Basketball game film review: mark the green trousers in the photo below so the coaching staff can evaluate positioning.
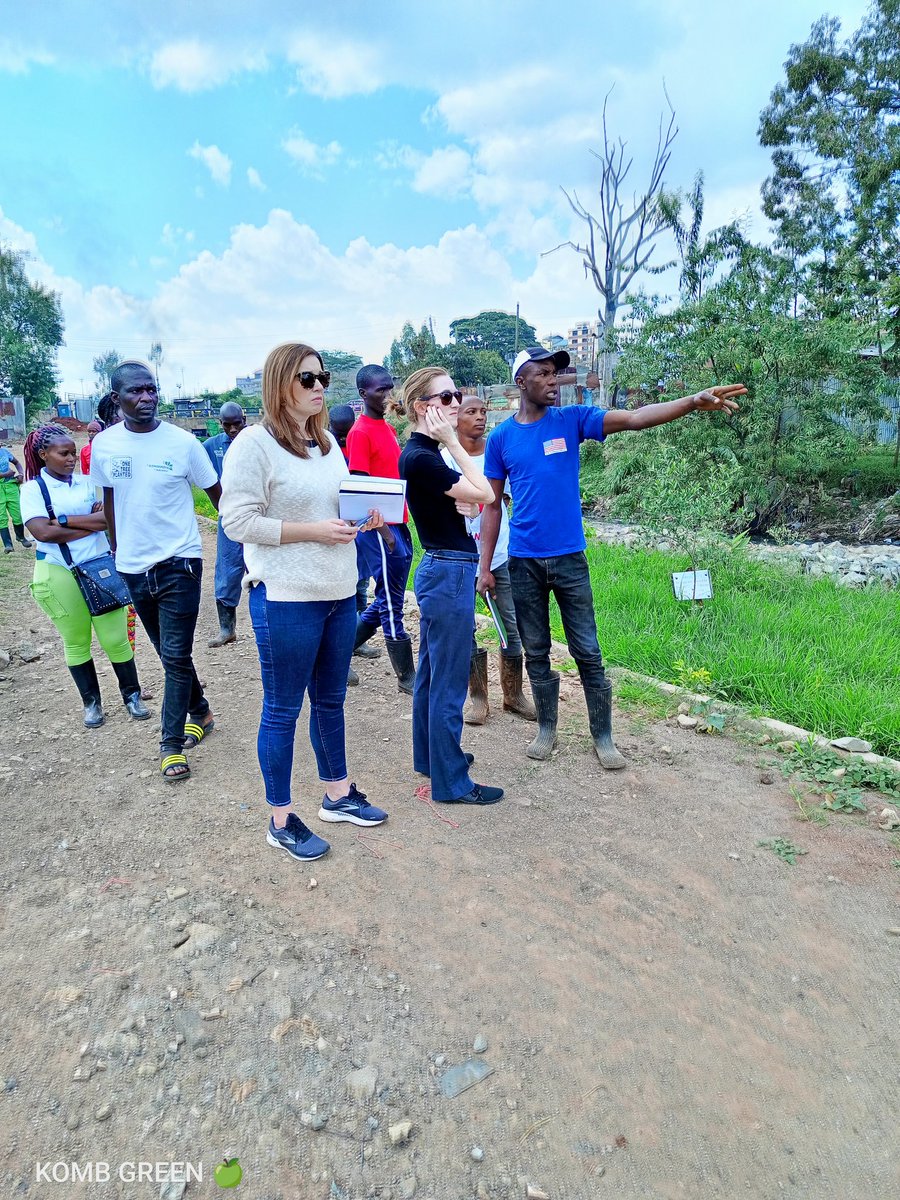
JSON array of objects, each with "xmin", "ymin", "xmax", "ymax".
[
  {"xmin": 30, "ymin": 559, "xmax": 133, "ymax": 667},
  {"xmin": 0, "ymin": 478, "xmax": 22, "ymax": 526}
]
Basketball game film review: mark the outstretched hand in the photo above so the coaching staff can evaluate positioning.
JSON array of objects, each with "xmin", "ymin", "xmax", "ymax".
[{"xmin": 692, "ymin": 384, "xmax": 746, "ymax": 414}]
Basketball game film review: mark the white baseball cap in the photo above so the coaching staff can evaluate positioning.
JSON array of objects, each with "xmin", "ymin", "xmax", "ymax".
[{"xmin": 512, "ymin": 346, "xmax": 571, "ymax": 380}]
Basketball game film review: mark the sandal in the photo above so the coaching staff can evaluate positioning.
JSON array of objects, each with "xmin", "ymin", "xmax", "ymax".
[
  {"xmin": 183, "ymin": 717, "xmax": 215, "ymax": 749},
  {"xmin": 161, "ymin": 753, "xmax": 191, "ymax": 782}
]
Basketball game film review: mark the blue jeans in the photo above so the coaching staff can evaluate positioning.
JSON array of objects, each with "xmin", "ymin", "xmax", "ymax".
[
  {"xmin": 121, "ymin": 557, "xmax": 210, "ymax": 753},
  {"xmin": 471, "ymin": 559, "xmax": 522, "ymax": 659},
  {"xmin": 249, "ymin": 583, "xmax": 355, "ymax": 808},
  {"xmin": 508, "ymin": 552, "xmax": 606, "ymax": 687},
  {"xmin": 214, "ymin": 518, "xmax": 245, "ymax": 608},
  {"xmin": 357, "ymin": 524, "xmax": 413, "ymax": 640},
  {"xmin": 413, "ymin": 551, "xmax": 477, "ymax": 801}
]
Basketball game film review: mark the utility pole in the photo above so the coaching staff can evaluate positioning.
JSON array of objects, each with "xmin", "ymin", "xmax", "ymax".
[
  {"xmin": 428, "ymin": 315, "xmax": 435, "ymax": 344},
  {"xmin": 513, "ymin": 303, "xmax": 520, "ymax": 380}
]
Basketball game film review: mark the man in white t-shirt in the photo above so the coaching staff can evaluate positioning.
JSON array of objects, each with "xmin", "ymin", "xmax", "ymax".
[
  {"xmin": 440, "ymin": 395, "xmax": 536, "ymax": 726},
  {"xmin": 90, "ymin": 361, "xmax": 222, "ymax": 782}
]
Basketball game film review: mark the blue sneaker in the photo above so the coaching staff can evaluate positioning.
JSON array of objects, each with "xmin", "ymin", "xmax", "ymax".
[
  {"xmin": 318, "ymin": 783, "xmax": 387, "ymax": 827},
  {"xmin": 266, "ymin": 812, "xmax": 330, "ymax": 861}
]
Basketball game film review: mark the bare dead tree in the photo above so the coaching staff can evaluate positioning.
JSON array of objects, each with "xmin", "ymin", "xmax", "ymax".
[{"xmin": 548, "ymin": 93, "xmax": 678, "ymax": 403}]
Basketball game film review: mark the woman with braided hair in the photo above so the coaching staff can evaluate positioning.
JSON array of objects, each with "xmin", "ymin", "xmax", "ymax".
[{"xmin": 19, "ymin": 424, "xmax": 151, "ymax": 728}]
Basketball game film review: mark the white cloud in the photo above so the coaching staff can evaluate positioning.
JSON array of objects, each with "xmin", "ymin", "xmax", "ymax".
[
  {"xmin": 150, "ymin": 38, "xmax": 265, "ymax": 92},
  {"xmin": 286, "ymin": 34, "xmax": 384, "ymax": 99},
  {"xmin": 0, "ymin": 205, "xmax": 603, "ymax": 398},
  {"xmin": 0, "ymin": 41, "xmax": 54, "ymax": 72},
  {"xmin": 247, "ymin": 167, "xmax": 266, "ymax": 191},
  {"xmin": 282, "ymin": 130, "xmax": 342, "ymax": 177},
  {"xmin": 411, "ymin": 147, "xmax": 473, "ymax": 198},
  {"xmin": 187, "ymin": 142, "xmax": 233, "ymax": 187}
]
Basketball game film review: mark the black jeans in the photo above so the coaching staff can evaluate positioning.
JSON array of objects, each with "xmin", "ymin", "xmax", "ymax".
[
  {"xmin": 508, "ymin": 552, "xmax": 606, "ymax": 687},
  {"xmin": 121, "ymin": 557, "xmax": 210, "ymax": 753}
]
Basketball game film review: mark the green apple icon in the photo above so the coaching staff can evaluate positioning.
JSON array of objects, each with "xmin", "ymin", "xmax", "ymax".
[{"xmin": 214, "ymin": 1158, "xmax": 242, "ymax": 1189}]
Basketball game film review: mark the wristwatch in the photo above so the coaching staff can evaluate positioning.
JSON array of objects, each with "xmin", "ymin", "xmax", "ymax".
[{"xmin": 57, "ymin": 513, "xmax": 69, "ymax": 527}]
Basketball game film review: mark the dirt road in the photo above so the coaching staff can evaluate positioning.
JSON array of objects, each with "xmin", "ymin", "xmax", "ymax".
[{"xmin": 0, "ymin": 523, "xmax": 897, "ymax": 1200}]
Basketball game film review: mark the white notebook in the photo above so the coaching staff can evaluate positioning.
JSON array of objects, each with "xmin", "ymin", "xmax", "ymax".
[{"xmin": 338, "ymin": 477, "xmax": 407, "ymax": 525}]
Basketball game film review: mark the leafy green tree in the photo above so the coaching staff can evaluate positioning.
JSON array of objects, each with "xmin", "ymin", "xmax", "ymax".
[
  {"xmin": 384, "ymin": 321, "xmax": 509, "ymax": 385},
  {"xmin": 93, "ymin": 350, "xmax": 119, "ymax": 394},
  {"xmin": 449, "ymin": 310, "xmax": 536, "ymax": 359},
  {"xmin": 321, "ymin": 349, "xmax": 364, "ymax": 372},
  {"xmin": 611, "ymin": 247, "xmax": 883, "ymax": 532},
  {"xmin": 759, "ymin": 0, "xmax": 900, "ymax": 339},
  {"xmin": 657, "ymin": 172, "xmax": 747, "ymax": 302},
  {"xmin": 0, "ymin": 245, "xmax": 64, "ymax": 419}
]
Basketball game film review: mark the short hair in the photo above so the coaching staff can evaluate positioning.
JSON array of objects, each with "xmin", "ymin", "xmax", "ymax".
[
  {"xmin": 399, "ymin": 366, "xmax": 449, "ymax": 422},
  {"xmin": 356, "ymin": 364, "xmax": 393, "ymax": 392},
  {"xmin": 328, "ymin": 404, "xmax": 355, "ymax": 428},
  {"xmin": 219, "ymin": 401, "xmax": 245, "ymax": 420},
  {"xmin": 261, "ymin": 343, "xmax": 331, "ymax": 459},
  {"xmin": 110, "ymin": 360, "xmax": 154, "ymax": 394}
]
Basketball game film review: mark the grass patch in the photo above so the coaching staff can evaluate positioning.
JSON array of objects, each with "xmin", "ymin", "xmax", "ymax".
[
  {"xmin": 616, "ymin": 677, "xmax": 678, "ymax": 720},
  {"xmin": 193, "ymin": 486, "xmax": 217, "ymax": 519},
  {"xmin": 549, "ymin": 541, "xmax": 900, "ymax": 758}
]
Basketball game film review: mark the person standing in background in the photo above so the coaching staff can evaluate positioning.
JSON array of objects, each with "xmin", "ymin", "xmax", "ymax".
[
  {"xmin": 346, "ymin": 365, "xmax": 415, "ymax": 694},
  {"xmin": 204, "ymin": 401, "xmax": 248, "ymax": 648},
  {"xmin": 0, "ymin": 442, "xmax": 34, "ymax": 552},
  {"xmin": 79, "ymin": 421, "xmax": 104, "ymax": 477}
]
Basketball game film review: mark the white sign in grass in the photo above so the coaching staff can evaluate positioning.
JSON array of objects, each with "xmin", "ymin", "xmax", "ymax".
[{"xmin": 672, "ymin": 570, "xmax": 713, "ymax": 601}]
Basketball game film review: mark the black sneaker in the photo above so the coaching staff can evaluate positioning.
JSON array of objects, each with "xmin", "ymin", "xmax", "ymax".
[
  {"xmin": 439, "ymin": 783, "xmax": 504, "ymax": 805},
  {"xmin": 266, "ymin": 813, "xmax": 330, "ymax": 861}
]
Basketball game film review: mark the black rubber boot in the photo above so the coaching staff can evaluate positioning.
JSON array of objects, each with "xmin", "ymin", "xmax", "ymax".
[
  {"xmin": 68, "ymin": 660, "xmax": 105, "ymax": 728},
  {"xmin": 385, "ymin": 635, "xmax": 416, "ymax": 695},
  {"xmin": 111, "ymin": 659, "xmax": 151, "ymax": 720},
  {"xmin": 584, "ymin": 681, "xmax": 627, "ymax": 769},
  {"xmin": 13, "ymin": 523, "xmax": 35, "ymax": 548},
  {"xmin": 208, "ymin": 600, "xmax": 237, "ymax": 648},
  {"xmin": 353, "ymin": 617, "xmax": 382, "ymax": 659},
  {"xmin": 526, "ymin": 674, "xmax": 559, "ymax": 761},
  {"xmin": 464, "ymin": 647, "xmax": 490, "ymax": 725},
  {"xmin": 347, "ymin": 663, "xmax": 360, "ymax": 687},
  {"xmin": 1, "ymin": 528, "xmax": 12, "ymax": 553}
]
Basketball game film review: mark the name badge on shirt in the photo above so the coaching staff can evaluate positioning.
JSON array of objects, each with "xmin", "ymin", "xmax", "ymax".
[{"xmin": 543, "ymin": 437, "xmax": 568, "ymax": 456}]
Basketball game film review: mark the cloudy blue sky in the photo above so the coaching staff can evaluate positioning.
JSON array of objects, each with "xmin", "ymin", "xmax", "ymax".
[{"xmin": 0, "ymin": 0, "xmax": 869, "ymax": 397}]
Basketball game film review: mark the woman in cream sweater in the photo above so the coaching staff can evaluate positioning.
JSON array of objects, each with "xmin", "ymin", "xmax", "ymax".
[{"xmin": 221, "ymin": 342, "xmax": 388, "ymax": 862}]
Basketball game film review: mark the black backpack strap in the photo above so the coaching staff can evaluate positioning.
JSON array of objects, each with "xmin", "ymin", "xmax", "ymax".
[{"xmin": 35, "ymin": 474, "xmax": 75, "ymax": 568}]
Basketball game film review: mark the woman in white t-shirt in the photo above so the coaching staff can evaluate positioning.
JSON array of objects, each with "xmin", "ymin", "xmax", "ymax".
[
  {"xmin": 20, "ymin": 425, "xmax": 151, "ymax": 729},
  {"xmin": 220, "ymin": 342, "xmax": 389, "ymax": 864}
]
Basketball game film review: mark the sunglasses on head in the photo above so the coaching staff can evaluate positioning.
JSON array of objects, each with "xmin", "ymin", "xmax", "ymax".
[
  {"xmin": 296, "ymin": 370, "xmax": 331, "ymax": 390},
  {"xmin": 421, "ymin": 389, "xmax": 463, "ymax": 406}
]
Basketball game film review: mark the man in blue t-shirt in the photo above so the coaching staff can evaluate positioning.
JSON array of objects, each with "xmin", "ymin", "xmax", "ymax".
[
  {"xmin": 479, "ymin": 346, "xmax": 745, "ymax": 769},
  {"xmin": 203, "ymin": 401, "xmax": 247, "ymax": 647}
]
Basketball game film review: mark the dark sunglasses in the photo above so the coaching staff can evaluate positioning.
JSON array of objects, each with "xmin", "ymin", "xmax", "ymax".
[
  {"xmin": 297, "ymin": 371, "xmax": 331, "ymax": 390},
  {"xmin": 421, "ymin": 389, "xmax": 463, "ymax": 406}
]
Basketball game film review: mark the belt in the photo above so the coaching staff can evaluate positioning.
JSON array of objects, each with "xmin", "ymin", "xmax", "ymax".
[{"xmin": 425, "ymin": 550, "xmax": 478, "ymax": 562}]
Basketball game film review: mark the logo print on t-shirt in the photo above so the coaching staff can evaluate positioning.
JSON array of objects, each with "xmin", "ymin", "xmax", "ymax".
[
  {"xmin": 148, "ymin": 459, "xmax": 175, "ymax": 473},
  {"xmin": 109, "ymin": 456, "xmax": 132, "ymax": 479},
  {"xmin": 543, "ymin": 437, "xmax": 567, "ymax": 456}
]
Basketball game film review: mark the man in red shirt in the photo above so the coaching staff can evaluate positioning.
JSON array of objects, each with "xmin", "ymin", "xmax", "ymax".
[{"xmin": 346, "ymin": 365, "xmax": 415, "ymax": 694}]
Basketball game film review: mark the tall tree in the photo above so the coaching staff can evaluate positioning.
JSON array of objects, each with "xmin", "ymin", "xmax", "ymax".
[
  {"xmin": 657, "ymin": 172, "xmax": 747, "ymax": 302},
  {"xmin": 0, "ymin": 245, "xmax": 64, "ymax": 419},
  {"xmin": 148, "ymin": 341, "xmax": 164, "ymax": 394},
  {"xmin": 759, "ymin": 0, "xmax": 900, "ymax": 340},
  {"xmin": 449, "ymin": 311, "xmax": 536, "ymax": 359},
  {"xmin": 551, "ymin": 94, "xmax": 678, "ymax": 402},
  {"xmin": 320, "ymin": 349, "xmax": 364, "ymax": 373},
  {"xmin": 93, "ymin": 349, "xmax": 119, "ymax": 394}
]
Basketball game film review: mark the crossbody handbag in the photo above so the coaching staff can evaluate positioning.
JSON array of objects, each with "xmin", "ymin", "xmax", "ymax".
[{"xmin": 35, "ymin": 476, "xmax": 132, "ymax": 616}]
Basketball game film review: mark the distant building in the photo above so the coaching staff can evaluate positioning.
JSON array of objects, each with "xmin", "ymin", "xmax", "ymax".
[
  {"xmin": 540, "ymin": 334, "xmax": 568, "ymax": 352},
  {"xmin": 236, "ymin": 369, "xmax": 263, "ymax": 397},
  {"xmin": 567, "ymin": 321, "xmax": 598, "ymax": 365}
]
